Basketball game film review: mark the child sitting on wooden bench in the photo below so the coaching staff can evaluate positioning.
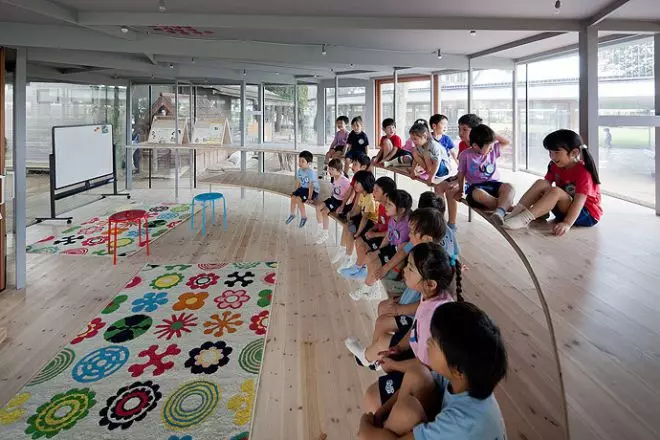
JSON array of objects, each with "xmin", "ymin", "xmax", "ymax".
[
  {"xmin": 448, "ymin": 124, "xmax": 514, "ymax": 226},
  {"xmin": 286, "ymin": 150, "xmax": 319, "ymax": 228}
]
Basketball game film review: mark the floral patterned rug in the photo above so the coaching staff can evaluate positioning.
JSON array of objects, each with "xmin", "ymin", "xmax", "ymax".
[
  {"xmin": 26, "ymin": 202, "xmax": 197, "ymax": 258},
  {"xmin": 0, "ymin": 262, "xmax": 277, "ymax": 440}
]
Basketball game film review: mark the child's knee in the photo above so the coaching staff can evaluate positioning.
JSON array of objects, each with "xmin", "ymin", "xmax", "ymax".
[
  {"xmin": 501, "ymin": 182, "xmax": 514, "ymax": 193},
  {"xmin": 384, "ymin": 394, "xmax": 426, "ymax": 436},
  {"xmin": 363, "ymin": 382, "xmax": 381, "ymax": 414},
  {"xmin": 376, "ymin": 300, "xmax": 388, "ymax": 315}
]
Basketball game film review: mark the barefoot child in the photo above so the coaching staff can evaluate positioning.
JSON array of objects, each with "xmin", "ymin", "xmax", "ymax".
[
  {"xmin": 358, "ymin": 301, "xmax": 508, "ymax": 440},
  {"xmin": 314, "ymin": 158, "xmax": 351, "ymax": 244},
  {"xmin": 449, "ymin": 124, "xmax": 514, "ymax": 225},
  {"xmin": 286, "ymin": 150, "xmax": 319, "ymax": 228},
  {"xmin": 323, "ymin": 116, "xmax": 350, "ymax": 174},
  {"xmin": 341, "ymin": 188, "xmax": 412, "ymax": 281},
  {"xmin": 503, "ymin": 129, "xmax": 602, "ymax": 235},
  {"xmin": 373, "ymin": 118, "xmax": 404, "ymax": 165},
  {"xmin": 333, "ymin": 170, "xmax": 377, "ymax": 270},
  {"xmin": 344, "ymin": 116, "xmax": 370, "ymax": 174}
]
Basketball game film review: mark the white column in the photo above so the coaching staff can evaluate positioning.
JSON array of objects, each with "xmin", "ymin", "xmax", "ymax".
[
  {"xmin": 467, "ymin": 61, "xmax": 473, "ymax": 113},
  {"xmin": 258, "ymin": 84, "xmax": 264, "ymax": 144},
  {"xmin": 294, "ymin": 81, "xmax": 298, "ymax": 150},
  {"xmin": 13, "ymin": 48, "xmax": 26, "ymax": 289},
  {"xmin": 174, "ymin": 80, "xmax": 180, "ymax": 200},
  {"xmin": 240, "ymin": 80, "xmax": 246, "ymax": 171},
  {"xmin": 125, "ymin": 80, "xmax": 133, "ymax": 190},
  {"xmin": 392, "ymin": 69, "xmax": 398, "ymax": 120},
  {"xmin": 655, "ymin": 33, "xmax": 660, "ymax": 215},
  {"xmin": 334, "ymin": 75, "xmax": 339, "ymax": 122},
  {"xmin": 512, "ymin": 68, "xmax": 518, "ymax": 172},
  {"xmin": 316, "ymin": 84, "xmax": 325, "ymax": 146},
  {"xmin": 578, "ymin": 26, "xmax": 599, "ymax": 168},
  {"xmin": 364, "ymin": 79, "xmax": 376, "ymax": 144},
  {"xmin": 429, "ymin": 74, "xmax": 435, "ymax": 114}
]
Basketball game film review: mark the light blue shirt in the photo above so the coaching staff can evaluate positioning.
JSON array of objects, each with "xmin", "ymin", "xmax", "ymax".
[
  {"xmin": 398, "ymin": 287, "xmax": 421, "ymax": 307},
  {"xmin": 441, "ymin": 228, "xmax": 460, "ymax": 261},
  {"xmin": 296, "ymin": 167, "xmax": 319, "ymax": 192},
  {"xmin": 414, "ymin": 373, "xmax": 507, "ymax": 440}
]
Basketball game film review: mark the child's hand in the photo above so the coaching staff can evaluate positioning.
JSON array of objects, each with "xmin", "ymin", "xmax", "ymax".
[
  {"xmin": 553, "ymin": 222, "xmax": 571, "ymax": 236},
  {"xmin": 377, "ymin": 356, "xmax": 399, "ymax": 373},
  {"xmin": 454, "ymin": 191, "xmax": 464, "ymax": 202},
  {"xmin": 360, "ymin": 412, "xmax": 375, "ymax": 429},
  {"xmin": 365, "ymin": 230, "xmax": 374, "ymax": 239},
  {"xmin": 373, "ymin": 266, "xmax": 386, "ymax": 281},
  {"xmin": 380, "ymin": 300, "xmax": 397, "ymax": 316}
]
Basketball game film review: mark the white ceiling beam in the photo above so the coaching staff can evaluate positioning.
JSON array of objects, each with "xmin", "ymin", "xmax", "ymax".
[
  {"xmin": 27, "ymin": 63, "xmax": 126, "ymax": 86},
  {"xmin": 77, "ymin": 12, "xmax": 583, "ymax": 32},
  {"xmin": 25, "ymin": 48, "xmax": 296, "ymax": 84},
  {"xmin": 145, "ymin": 53, "xmax": 157, "ymax": 65},
  {"xmin": 0, "ymin": 22, "xmax": 473, "ymax": 70},
  {"xmin": 468, "ymin": 32, "xmax": 565, "ymax": 59},
  {"xmin": 596, "ymin": 19, "xmax": 660, "ymax": 32},
  {"xmin": 0, "ymin": 0, "xmax": 76, "ymax": 23},
  {"xmin": 583, "ymin": 0, "xmax": 631, "ymax": 27},
  {"xmin": 513, "ymin": 33, "xmax": 640, "ymax": 64}
]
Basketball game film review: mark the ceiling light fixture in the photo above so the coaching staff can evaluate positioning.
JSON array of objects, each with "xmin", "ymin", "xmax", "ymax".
[
  {"xmin": 470, "ymin": 30, "xmax": 476, "ymax": 37},
  {"xmin": 242, "ymin": 69, "xmax": 247, "ymax": 77},
  {"xmin": 120, "ymin": 26, "xmax": 129, "ymax": 33},
  {"xmin": 349, "ymin": 63, "xmax": 355, "ymax": 68},
  {"xmin": 158, "ymin": 0, "xmax": 167, "ymax": 12},
  {"xmin": 554, "ymin": 0, "xmax": 561, "ymax": 14},
  {"xmin": 321, "ymin": 44, "xmax": 327, "ymax": 56},
  {"xmin": 191, "ymin": 57, "xmax": 196, "ymax": 64},
  {"xmin": 169, "ymin": 63, "xmax": 174, "ymax": 69},
  {"xmin": 436, "ymin": 49, "xmax": 443, "ymax": 59}
]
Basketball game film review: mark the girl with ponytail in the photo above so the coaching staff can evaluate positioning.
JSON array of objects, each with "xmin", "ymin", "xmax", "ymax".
[{"xmin": 503, "ymin": 129, "xmax": 602, "ymax": 236}]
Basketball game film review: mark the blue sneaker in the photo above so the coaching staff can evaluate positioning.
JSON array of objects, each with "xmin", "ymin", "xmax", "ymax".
[
  {"xmin": 285, "ymin": 215, "xmax": 295, "ymax": 224},
  {"xmin": 298, "ymin": 217, "xmax": 308, "ymax": 228},
  {"xmin": 339, "ymin": 264, "xmax": 361, "ymax": 278}
]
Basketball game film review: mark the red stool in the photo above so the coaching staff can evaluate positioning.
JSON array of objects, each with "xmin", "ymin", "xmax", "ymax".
[{"xmin": 107, "ymin": 209, "xmax": 150, "ymax": 265}]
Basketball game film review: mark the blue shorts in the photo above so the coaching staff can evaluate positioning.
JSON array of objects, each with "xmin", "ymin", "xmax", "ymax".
[
  {"xmin": 466, "ymin": 181, "xmax": 503, "ymax": 209},
  {"xmin": 552, "ymin": 207, "xmax": 598, "ymax": 227},
  {"xmin": 292, "ymin": 187, "xmax": 318, "ymax": 203}
]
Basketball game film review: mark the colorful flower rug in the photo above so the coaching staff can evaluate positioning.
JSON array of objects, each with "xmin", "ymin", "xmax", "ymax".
[
  {"xmin": 0, "ymin": 262, "xmax": 277, "ymax": 440},
  {"xmin": 26, "ymin": 202, "xmax": 197, "ymax": 258}
]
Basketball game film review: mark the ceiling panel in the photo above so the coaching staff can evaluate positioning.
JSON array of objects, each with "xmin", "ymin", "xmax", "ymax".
[
  {"xmin": 609, "ymin": 0, "xmax": 660, "ymax": 20},
  {"xmin": 494, "ymin": 32, "xmax": 578, "ymax": 60},
  {"xmin": 54, "ymin": 0, "xmax": 610, "ymax": 19},
  {"xmin": 0, "ymin": 3, "xmax": 74, "ymax": 24}
]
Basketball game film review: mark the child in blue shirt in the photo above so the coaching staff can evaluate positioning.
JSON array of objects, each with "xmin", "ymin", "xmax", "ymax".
[
  {"xmin": 286, "ymin": 150, "xmax": 319, "ymax": 228},
  {"xmin": 358, "ymin": 301, "xmax": 508, "ymax": 440}
]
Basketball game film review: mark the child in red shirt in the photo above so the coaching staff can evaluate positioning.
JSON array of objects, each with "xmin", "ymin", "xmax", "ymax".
[
  {"xmin": 372, "ymin": 118, "xmax": 404, "ymax": 165},
  {"xmin": 503, "ymin": 129, "xmax": 602, "ymax": 236}
]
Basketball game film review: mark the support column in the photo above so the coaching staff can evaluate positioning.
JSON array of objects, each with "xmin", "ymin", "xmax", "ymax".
[
  {"xmin": 467, "ymin": 61, "xmax": 473, "ymax": 113},
  {"xmin": 294, "ymin": 81, "xmax": 298, "ymax": 150},
  {"xmin": 174, "ymin": 80, "xmax": 180, "ymax": 200},
  {"xmin": 13, "ymin": 48, "xmax": 26, "ymax": 289},
  {"xmin": 655, "ymin": 33, "xmax": 660, "ymax": 215},
  {"xmin": 525, "ymin": 65, "xmax": 530, "ymax": 170},
  {"xmin": 579, "ymin": 26, "xmax": 599, "ymax": 168},
  {"xmin": 316, "ymin": 84, "xmax": 325, "ymax": 146},
  {"xmin": 512, "ymin": 68, "xmax": 518, "ymax": 172},
  {"xmin": 364, "ymin": 79, "xmax": 376, "ymax": 143},
  {"xmin": 334, "ymin": 75, "xmax": 338, "ymax": 122},
  {"xmin": 240, "ymin": 80, "xmax": 247, "ymax": 171},
  {"xmin": 258, "ymin": 83, "xmax": 265, "ymax": 173},
  {"xmin": 125, "ymin": 80, "xmax": 132, "ymax": 190},
  {"xmin": 392, "ymin": 69, "xmax": 398, "ymax": 121}
]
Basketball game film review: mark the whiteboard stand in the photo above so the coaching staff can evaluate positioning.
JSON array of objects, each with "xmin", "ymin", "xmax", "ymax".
[{"xmin": 35, "ymin": 124, "xmax": 130, "ymax": 224}]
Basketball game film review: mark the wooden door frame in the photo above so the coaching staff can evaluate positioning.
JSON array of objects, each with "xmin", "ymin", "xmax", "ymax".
[{"xmin": 374, "ymin": 74, "xmax": 438, "ymax": 138}]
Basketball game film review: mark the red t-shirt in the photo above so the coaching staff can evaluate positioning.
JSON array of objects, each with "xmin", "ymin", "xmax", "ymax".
[
  {"xmin": 379, "ymin": 134, "xmax": 403, "ymax": 149},
  {"xmin": 374, "ymin": 204, "xmax": 390, "ymax": 232},
  {"xmin": 458, "ymin": 140, "xmax": 470, "ymax": 156},
  {"xmin": 544, "ymin": 161, "xmax": 602, "ymax": 221}
]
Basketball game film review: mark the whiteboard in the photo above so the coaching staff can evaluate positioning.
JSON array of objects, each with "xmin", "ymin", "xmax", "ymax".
[{"xmin": 53, "ymin": 124, "xmax": 114, "ymax": 189}]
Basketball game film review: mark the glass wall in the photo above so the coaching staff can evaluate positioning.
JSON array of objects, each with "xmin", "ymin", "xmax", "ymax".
[
  {"xmin": 598, "ymin": 37, "xmax": 655, "ymax": 206},
  {"xmin": 297, "ymin": 83, "xmax": 319, "ymax": 146},
  {"xmin": 438, "ymin": 72, "xmax": 468, "ymax": 142},
  {"xmin": 325, "ymin": 86, "xmax": 366, "ymax": 143},
  {"xmin": 264, "ymin": 84, "xmax": 294, "ymax": 144},
  {"xmin": 516, "ymin": 64, "xmax": 528, "ymax": 169},
  {"xmin": 395, "ymin": 78, "xmax": 432, "ymax": 131}
]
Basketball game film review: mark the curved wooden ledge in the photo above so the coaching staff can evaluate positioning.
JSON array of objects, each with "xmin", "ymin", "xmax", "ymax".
[{"xmin": 201, "ymin": 168, "xmax": 570, "ymax": 439}]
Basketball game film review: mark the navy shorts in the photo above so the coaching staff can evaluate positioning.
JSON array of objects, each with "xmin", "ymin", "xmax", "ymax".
[
  {"xmin": 466, "ymin": 181, "xmax": 504, "ymax": 209},
  {"xmin": 378, "ymin": 244, "xmax": 398, "ymax": 265},
  {"xmin": 324, "ymin": 197, "xmax": 342, "ymax": 212},
  {"xmin": 377, "ymin": 343, "xmax": 416, "ymax": 403},
  {"xmin": 365, "ymin": 236, "xmax": 384, "ymax": 250},
  {"xmin": 394, "ymin": 315, "xmax": 414, "ymax": 333},
  {"xmin": 333, "ymin": 145, "xmax": 346, "ymax": 152},
  {"xmin": 292, "ymin": 187, "xmax": 318, "ymax": 203},
  {"xmin": 345, "ymin": 149, "xmax": 367, "ymax": 160},
  {"xmin": 552, "ymin": 207, "xmax": 598, "ymax": 227}
]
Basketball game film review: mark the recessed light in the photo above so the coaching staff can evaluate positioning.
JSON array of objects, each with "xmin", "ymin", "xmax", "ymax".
[
  {"xmin": 169, "ymin": 63, "xmax": 174, "ymax": 69},
  {"xmin": 158, "ymin": 0, "xmax": 167, "ymax": 12},
  {"xmin": 470, "ymin": 30, "xmax": 476, "ymax": 37},
  {"xmin": 120, "ymin": 26, "xmax": 129, "ymax": 33},
  {"xmin": 321, "ymin": 44, "xmax": 327, "ymax": 56}
]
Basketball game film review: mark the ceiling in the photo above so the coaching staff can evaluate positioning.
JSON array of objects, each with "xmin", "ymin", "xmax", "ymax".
[{"xmin": 0, "ymin": 0, "xmax": 658, "ymax": 84}]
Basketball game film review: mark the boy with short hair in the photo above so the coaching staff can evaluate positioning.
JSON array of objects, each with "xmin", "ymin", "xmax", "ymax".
[
  {"xmin": 373, "ymin": 118, "xmax": 404, "ymax": 165},
  {"xmin": 449, "ymin": 124, "xmax": 514, "ymax": 225},
  {"xmin": 429, "ymin": 114, "xmax": 457, "ymax": 163},
  {"xmin": 344, "ymin": 116, "xmax": 370, "ymax": 174},
  {"xmin": 324, "ymin": 115, "xmax": 351, "ymax": 176},
  {"xmin": 457, "ymin": 114, "xmax": 483, "ymax": 156},
  {"xmin": 335, "ymin": 153, "xmax": 372, "ymax": 222},
  {"xmin": 286, "ymin": 150, "xmax": 319, "ymax": 228},
  {"xmin": 358, "ymin": 301, "xmax": 508, "ymax": 440}
]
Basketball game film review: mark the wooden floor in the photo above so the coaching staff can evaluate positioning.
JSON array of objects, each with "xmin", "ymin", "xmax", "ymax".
[{"xmin": 1, "ymin": 175, "xmax": 659, "ymax": 440}]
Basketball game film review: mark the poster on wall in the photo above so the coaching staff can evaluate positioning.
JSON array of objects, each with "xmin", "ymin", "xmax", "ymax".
[{"xmin": 191, "ymin": 117, "xmax": 233, "ymax": 145}]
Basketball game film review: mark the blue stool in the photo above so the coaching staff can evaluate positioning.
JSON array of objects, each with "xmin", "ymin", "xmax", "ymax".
[{"xmin": 191, "ymin": 192, "xmax": 227, "ymax": 236}]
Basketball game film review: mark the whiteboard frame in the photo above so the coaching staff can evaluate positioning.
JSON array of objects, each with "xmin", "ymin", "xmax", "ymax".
[{"xmin": 51, "ymin": 123, "xmax": 115, "ymax": 190}]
